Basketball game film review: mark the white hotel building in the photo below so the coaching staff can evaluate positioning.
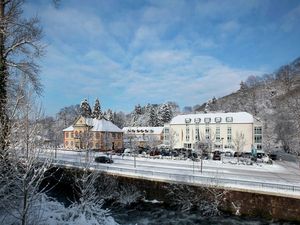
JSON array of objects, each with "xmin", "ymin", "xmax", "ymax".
[{"xmin": 163, "ymin": 112, "xmax": 262, "ymax": 152}]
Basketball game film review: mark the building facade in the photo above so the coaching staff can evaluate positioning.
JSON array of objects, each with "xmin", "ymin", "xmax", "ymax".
[
  {"xmin": 163, "ymin": 112, "xmax": 262, "ymax": 152},
  {"xmin": 122, "ymin": 127, "xmax": 164, "ymax": 148},
  {"xmin": 63, "ymin": 115, "xmax": 123, "ymax": 151}
]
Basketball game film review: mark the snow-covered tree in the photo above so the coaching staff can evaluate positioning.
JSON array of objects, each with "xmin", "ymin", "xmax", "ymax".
[
  {"xmin": 148, "ymin": 106, "xmax": 157, "ymax": 127},
  {"xmin": 106, "ymin": 109, "xmax": 113, "ymax": 122},
  {"xmin": 159, "ymin": 103, "xmax": 172, "ymax": 125},
  {"xmin": 92, "ymin": 98, "xmax": 102, "ymax": 119},
  {"xmin": 134, "ymin": 104, "xmax": 142, "ymax": 115},
  {"xmin": 232, "ymin": 132, "xmax": 246, "ymax": 162},
  {"xmin": 80, "ymin": 99, "xmax": 92, "ymax": 117},
  {"xmin": 0, "ymin": 0, "xmax": 44, "ymax": 153}
]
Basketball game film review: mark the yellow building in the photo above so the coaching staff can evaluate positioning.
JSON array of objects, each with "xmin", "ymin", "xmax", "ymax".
[
  {"xmin": 164, "ymin": 112, "xmax": 262, "ymax": 152},
  {"xmin": 63, "ymin": 115, "xmax": 123, "ymax": 151}
]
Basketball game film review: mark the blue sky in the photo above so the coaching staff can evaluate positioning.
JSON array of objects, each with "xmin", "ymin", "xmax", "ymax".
[{"xmin": 24, "ymin": 0, "xmax": 300, "ymax": 115}]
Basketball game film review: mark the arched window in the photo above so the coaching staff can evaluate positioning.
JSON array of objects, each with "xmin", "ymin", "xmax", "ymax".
[{"xmin": 65, "ymin": 141, "xmax": 69, "ymax": 146}]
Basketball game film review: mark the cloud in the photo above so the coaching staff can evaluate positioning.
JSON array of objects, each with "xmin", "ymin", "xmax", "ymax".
[
  {"xmin": 25, "ymin": 0, "xmax": 292, "ymax": 115},
  {"xmin": 280, "ymin": 5, "xmax": 300, "ymax": 32}
]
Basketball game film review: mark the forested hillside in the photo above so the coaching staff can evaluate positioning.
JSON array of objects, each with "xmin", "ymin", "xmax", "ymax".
[{"xmin": 195, "ymin": 57, "xmax": 300, "ymax": 153}]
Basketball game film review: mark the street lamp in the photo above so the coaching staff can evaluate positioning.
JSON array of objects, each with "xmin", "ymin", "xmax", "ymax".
[
  {"xmin": 221, "ymin": 137, "xmax": 224, "ymax": 163},
  {"xmin": 221, "ymin": 137, "xmax": 224, "ymax": 152}
]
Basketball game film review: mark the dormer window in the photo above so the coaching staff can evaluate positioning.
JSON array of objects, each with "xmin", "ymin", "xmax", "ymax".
[
  {"xmin": 226, "ymin": 117, "xmax": 233, "ymax": 122},
  {"xmin": 215, "ymin": 117, "xmax": 222, "ymax": 123},
  {"xmin": 185, "ymin": 118, "xmax": 191, "ymax": 123},
  {"xmin": 194, "ymin": 118, "xmax": 201, "ymax": 124},
  {"xmin": 204, "ymin": 118, "xmax": 211, "ymax": 123}
]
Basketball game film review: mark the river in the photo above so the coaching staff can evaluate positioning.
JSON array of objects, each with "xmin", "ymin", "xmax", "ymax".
[{"xmin": 109, "ymin": 201, "xmax": 293, "ymax": 225}]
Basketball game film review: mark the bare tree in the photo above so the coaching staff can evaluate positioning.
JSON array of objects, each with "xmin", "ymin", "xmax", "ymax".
[
  {"xmin": 232, "ymin": 132, "xmax": 246, "ymax": 162},
  {"xmin": 0, "ymin": 0, "xmax": 44, "ymax": 152},
  {"xmin": 0, "ymin": 94, "xmax": 54, "ymax": 225}
]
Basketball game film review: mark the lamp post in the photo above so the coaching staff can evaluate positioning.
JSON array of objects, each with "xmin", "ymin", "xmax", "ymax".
[
  {"xmin": 221, "ymin": 137, "xmax": 224, "ymax": 163},
  {"xmin": 221, "ymin": 137, "xmax": 224, "ymax": 152}
]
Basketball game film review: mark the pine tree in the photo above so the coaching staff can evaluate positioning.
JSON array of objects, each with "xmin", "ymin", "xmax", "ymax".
[
  {"xmin": 107, "ymin": 109, "xmax": 113, "ymax": 122},
  {"xmin": 135, "ymin": 104, "xmax": 142, "ymax": 115},
  {"xmin": 149, "ymin": 106, "xmax": 157, "ymax": 127},
  {"xmin": 92, "ymin": 98, "xmax": 102, "ymax": 119},
  {"xmin": 80, "ymin": 99, "xmax": 92, "ymax": 117},
  {"xmin": 160, "ymin": 103, "xmax": 172, "ymax": 124}
]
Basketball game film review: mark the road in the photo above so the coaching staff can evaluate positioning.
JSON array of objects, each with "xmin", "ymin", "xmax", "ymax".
[{"xmin": 41, "ymin": 149, "xmax": 300, "ymax": 197}]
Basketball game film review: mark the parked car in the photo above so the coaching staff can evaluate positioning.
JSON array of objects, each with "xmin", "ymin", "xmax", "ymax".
[
  {"xmin": 269, "ymin": 153, "xmax": 277, "ymax": 161},
  {"xmin": 213, "ymin": 151, "xmax": 221, "ymax": 160},
  {"xmin": 95, "ymin": 156, "xmax": 113, "ymax": 163},
  {"xmin": 233, "ymin": 152, "xmax": 243, "ymax": 158},
  {"xmin": 256, "ymin": 152, "xmax": 265, "ymax": 159},
  {"xmin": 224, "ymin": 151, "xmax": 232, "ymax": 157},
  {"xmin": 123, "ymin": 148, "xmax": 132, "ymax": 155}
]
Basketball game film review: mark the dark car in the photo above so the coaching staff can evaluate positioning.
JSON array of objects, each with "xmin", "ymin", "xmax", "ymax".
[
  {"xmin": 269, "ymin": 154, "xmax": 277, "ymax": 161},
  {"xmin": 256, "ymin": 153, "xmax": 265, "ymax": 159},
  {"xmin": 213, "ymin": 151, "xmax": 221, "ymax": 160},
  {"xmin": 95, "ymin": 156, "xmax": 113, "ymax": 163}
]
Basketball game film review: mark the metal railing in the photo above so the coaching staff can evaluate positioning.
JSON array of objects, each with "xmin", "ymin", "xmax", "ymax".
[{"xmin": 50, "ymin": 158, "xmax": 300, "ymax": 196}]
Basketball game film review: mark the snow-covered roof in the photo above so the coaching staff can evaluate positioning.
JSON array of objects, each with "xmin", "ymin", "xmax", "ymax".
[
  {"xmin": 122, "ymin": 127, "xmax": 164, "ymax": 135},
  {"xmin": 63, "ymin": 117, "xmax": 122, "ymax": 133},
  {"xmin": 85, "ymin": 118, "xmax": 122, "ymax": 132},
  {"xmin": 170, "ymin": 112, "xmax": 254, "ymax": 125},
  {"xmin": 63, "ymin": 126, "xmax": 74, "ymax": 131}
]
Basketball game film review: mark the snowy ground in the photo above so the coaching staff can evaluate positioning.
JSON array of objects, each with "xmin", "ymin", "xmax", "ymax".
[{"xmin": 40, "ymin": 149, "xmax": 300, "ymax": 198}]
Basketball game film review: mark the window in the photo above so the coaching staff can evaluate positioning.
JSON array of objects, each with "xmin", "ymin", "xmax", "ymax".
[
  {"xmin": 195, "ymin": 127, "xmax": 200, "ymax": 140},
  {"xmin": 254, "ymin": 127, "xmax": 262, "ymax": 144},
  {"xmin": 254, "ymin": 135, "xmax": 262, "ymax": 143},
  {"xmin": 65, "ymin": 132, "xmax": 69, "ymax": 138},
  {"xmin": 186, "ymin": 125, "xmax": 190, "ymax": 141},
  {"xmin": 96, "ymin": 132, "xmax": 100, "ymax": 139},
  {"xmin": 65, "ymin": 141, "xmax": 68, "ymax": 146},
  {"xmin": 71, "ymin": 132, "xmax": 74, "ymax": 138},
  {"xmin": 164, "ymin": 128, "xmax": 169, "ymax": 134},
  {"xmin": 205, "ymin": 126, "xmax": 210, "ymax": 140},
  {"xmin": 227, "ymin": 127, "xmax": 232, "ymax": 143},
  {"xmin": 227, "ymin": 136, "xmax": 232, "ymax": 142},
  {"xmin": 226, "ymin": 117, "xmax": 233, "ymax": 122},
  {"xmin": 254, "ymin": 127, "xmax": 262, "ymax": 134},
  {"xmin": 216, "ymin": 127, "xmax": 220, "ymax": 142},
  {"xmin": 204, "ymin": 118, "xmax": 211, "ymax": 123},
  {"xmin": 215, "ymin": 117, "xmax": 222, "ymax": 123},
  {"xmin": 194, "ymin": 118, "xmax": 201, "ymax": 124},
  {"xmin": 256, "ymin": 144, "xmax": 262, "ymax": 150},
  {"xmin": 70, "ymin": 141, "xmax": 73, "ymax": 146},
  {"xmin": 185, "ymin": 118, "xmax": 191, "ymax": 123}
]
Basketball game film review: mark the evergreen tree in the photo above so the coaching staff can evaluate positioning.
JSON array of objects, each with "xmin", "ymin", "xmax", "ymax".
[
  {"xmin": 160, "ymin": 103, "xmax": 172, "ymax": 124},
  {"xmin": 135, "ymin": 104, "xmax": 142, "ymax": 115},
  {"xmin": 92, "ymin": 98, "xmax": 102, "ymax": 119},
  {"xmin": 80, "ymin": 99, "xmax": 92, "ymax": 117},
  {"xmin": 107, "ymin": 109, "xmax": 113, "ymax": 122},
  {"xmin": 149, "ymin": 106, "xmax": 157, "ymax": 127}
]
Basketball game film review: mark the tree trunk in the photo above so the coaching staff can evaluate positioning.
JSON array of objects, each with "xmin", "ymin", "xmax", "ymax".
[{"xmin": 0, "ymin": 0, "xmax": 10, "ymax": 153}]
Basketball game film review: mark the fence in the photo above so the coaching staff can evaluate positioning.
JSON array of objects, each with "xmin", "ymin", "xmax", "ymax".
[{"xmin": 50, "ymin": 158, "xmax": 300, "ymax": 197}]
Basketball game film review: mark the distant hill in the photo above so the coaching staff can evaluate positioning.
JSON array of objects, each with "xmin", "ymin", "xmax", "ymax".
[{"xmin": 194, "ymin": 57, "xmax": 300, "ymax": 153}]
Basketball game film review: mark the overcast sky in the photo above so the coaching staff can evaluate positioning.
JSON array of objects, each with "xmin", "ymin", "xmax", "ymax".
[{"xmin": 24, "ymin": 0, "xmax": 300, "ymax": 115}]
